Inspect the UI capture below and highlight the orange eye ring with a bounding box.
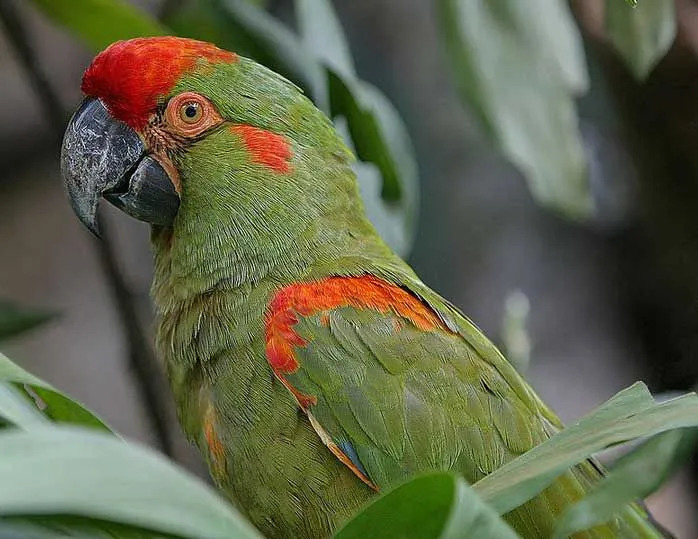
[164,92,222,136]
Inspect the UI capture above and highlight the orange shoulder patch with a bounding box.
[264,275,449,489]
[265,275,448,399]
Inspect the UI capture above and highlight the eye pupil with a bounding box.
[179,101,202,124]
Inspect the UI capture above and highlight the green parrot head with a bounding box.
[62,37,372,288]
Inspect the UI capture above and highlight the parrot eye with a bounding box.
[180,102,202,124]
[164,92,223,137]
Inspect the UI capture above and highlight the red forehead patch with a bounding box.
[82,37,237,130]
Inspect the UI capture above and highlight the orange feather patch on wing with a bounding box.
[265,275,448,396]
[264,275,448,488]
[231,125,293,173]
[82,37,237,129]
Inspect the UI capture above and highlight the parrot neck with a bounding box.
[150,170,391,302]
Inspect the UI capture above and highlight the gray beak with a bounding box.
[60,98,179,236]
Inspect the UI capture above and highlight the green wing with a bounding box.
[288,301,549,487]
[280,269,659,538]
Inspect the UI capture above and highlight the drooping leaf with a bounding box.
[0,301,53,341]
[474,383,698,515]
[334,472,517,539]
[29,0,166,51]
[553,427,698,538]
[169,0,328,111]
[606,0,676,80]
[296,0,356,79]
[0,353,110,431]
[0,427,261,539]
[330,80,419,255]
[438,0,591,218]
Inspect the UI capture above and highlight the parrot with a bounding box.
[60,37,666,539]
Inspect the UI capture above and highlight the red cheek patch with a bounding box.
[231,125,292,173]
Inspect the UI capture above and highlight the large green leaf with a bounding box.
[29,0,166,51]
[0,301,53,341]
[0,427,260,539]
[474,383,698,515]
[554,428,698,538]
[296,0,355,79]
[0,515,175,539]
[0,353,110,431]
[606,0,676,80]
[438,0,591,218]
[334,472,517,539]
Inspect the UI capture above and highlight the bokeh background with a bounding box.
[1,0,697,535]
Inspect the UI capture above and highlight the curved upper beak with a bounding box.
[60,98,180,236]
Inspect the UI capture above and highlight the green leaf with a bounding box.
[438,0,591,218]
[0,427,261,539]
[606,0,676,80]
[334,472,517,539]
[171,0,328,111]
[0,514,176,539]
[29,0,167,51]
[0,301,53,341]
[0,384,48,429]
[0,353,110,431]
[554,428,698,537]
[331,82,419,256]
[474,383,698,515]
[296,0,356,79]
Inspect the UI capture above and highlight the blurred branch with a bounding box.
[0,0,175,457]
[0,0,65,135]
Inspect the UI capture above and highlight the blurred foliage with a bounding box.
[0,301,53,341]
[554,428,698,538]
[606,0,677,80]
[30,0,166,50]
[438,0,591,219]
[438,0,676,220]
[0,353,109,431]
[0,427,261,539]
[501,291,531,375]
